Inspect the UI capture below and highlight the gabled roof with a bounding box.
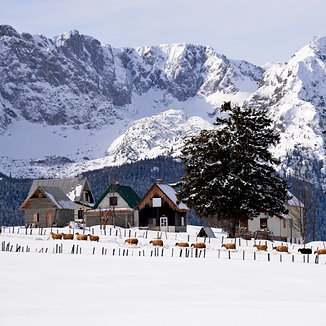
[156,184,188,210]
[29,177,94,202]
[93,184,141,209]
[137,182,189,211]
[198,226,216,238]
[20,186,78,210]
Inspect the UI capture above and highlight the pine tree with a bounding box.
[176,102,289,237]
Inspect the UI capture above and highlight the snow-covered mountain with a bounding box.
[245,35,326,186]
[0,24,263,177]
[0,25,326,187]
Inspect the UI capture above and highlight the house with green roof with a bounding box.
[84,183,141,228]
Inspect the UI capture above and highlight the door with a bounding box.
[160,216,168,232]
[46,212,53,228]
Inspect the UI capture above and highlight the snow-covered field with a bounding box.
[1,225,326,326]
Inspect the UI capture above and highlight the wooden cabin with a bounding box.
[20,186,77,228]
[84,183,141,228]
[136,179,189,232]
[28,176,95,221]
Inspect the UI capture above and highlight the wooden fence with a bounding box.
[0,226,325,265]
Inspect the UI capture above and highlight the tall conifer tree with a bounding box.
[176,102,289,237]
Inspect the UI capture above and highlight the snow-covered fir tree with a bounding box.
[176,102,289,238]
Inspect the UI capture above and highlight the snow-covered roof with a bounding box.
[286,190,303,207]
[20,186,78,210]
[157,184,188,210]
[39,186,78,210]
[29,177,93,203]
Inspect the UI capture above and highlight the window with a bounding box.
[33,213,39,223]
[109,196,117,206]
[283,219,287,228]
[78,209,83,219]
[260,218,267,229]
[152,198,162,207]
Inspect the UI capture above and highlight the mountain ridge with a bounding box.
[0,25,325,191]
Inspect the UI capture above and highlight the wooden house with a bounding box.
[20,176,94,227]
[84,183,141,228]
[27,176,95,220]
[20,186,77,228]
[136,179,189,232]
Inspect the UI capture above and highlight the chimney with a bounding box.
[155,179,162,184]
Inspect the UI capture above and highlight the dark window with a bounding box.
[260,218,267,229]
[78,210,83,219]
[110,196,118,206]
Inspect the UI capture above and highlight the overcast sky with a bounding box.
[1,0,325,66]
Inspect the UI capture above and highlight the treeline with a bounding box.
[0,173,32,226]
[83,156,186,200]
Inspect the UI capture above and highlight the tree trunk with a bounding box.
[228,217,237,238]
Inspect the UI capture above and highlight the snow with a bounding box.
[66,184,83,201]
[1,225,326,326]
[157,184,187,210]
